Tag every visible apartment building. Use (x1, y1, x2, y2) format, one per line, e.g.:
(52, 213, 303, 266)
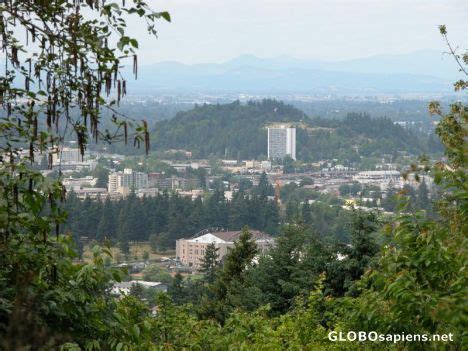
(267, 125, 296, 160)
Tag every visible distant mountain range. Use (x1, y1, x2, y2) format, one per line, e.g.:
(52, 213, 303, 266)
(123, 50, 461, 96)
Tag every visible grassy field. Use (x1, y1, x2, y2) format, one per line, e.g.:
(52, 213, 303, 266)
(81, 241, 175, 264)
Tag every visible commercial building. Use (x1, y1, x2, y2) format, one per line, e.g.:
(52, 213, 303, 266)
(267, 125, 296, 160)
(72, 187, 108, 200)
(108, 168, 148, 195)
(148, 174, 201, 191)
(62, 176, 98, 191)
(176, 229, 274, 269)
(52, 147, 81, 164)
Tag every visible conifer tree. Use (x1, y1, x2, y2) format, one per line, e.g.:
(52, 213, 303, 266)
(96, 197, 115, 242)
(200, 243, 220, 283)
(168, 273, 185, 304)
(199, 226, 258, 322)
(255, 172, 274, 198)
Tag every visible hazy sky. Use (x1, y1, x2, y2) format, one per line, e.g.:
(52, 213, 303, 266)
(127, 0, 467, 64)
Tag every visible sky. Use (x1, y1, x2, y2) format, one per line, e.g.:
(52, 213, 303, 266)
(125, 0, 467, 64)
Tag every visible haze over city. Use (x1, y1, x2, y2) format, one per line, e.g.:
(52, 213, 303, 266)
(127, 0, 467, 64)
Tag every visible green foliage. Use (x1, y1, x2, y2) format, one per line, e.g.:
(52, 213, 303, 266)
(93, 164, 110, 189)
(64, 185, 282, 248)
(198, 226, 258, 322)
(325, 210, 380, 297)
(347, 100, 467, 348)
(0, 0, 168, 348)
(282, 155, 296, 174)
(200, 242, 220, 284)
(129, 282, 145, 299)
(254, 171, 275, 198)
(142, 264, 173, 283)
(167, 273, 185, 305)
(244, 225, 327, 315)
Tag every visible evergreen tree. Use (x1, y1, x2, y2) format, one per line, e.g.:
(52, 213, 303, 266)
(204, 188, 228, 226)
(325, 210, 380, 297)
(93, 164, 110, 189)
(255, 172, 274, 198)
(149, 233, 159, 253)
(117, 205, 131, 256)
(168, 273, 185, 305)
(218, 226, 258, 288)
(282, 155, 295, 174)
(246, 225, 323, 314)
(96, 197, 115, 241)
(200, 243, 220, 283)
(199, 226, 258, 322)
(285, 201, 299, 223)
(228, 191, 249, 230)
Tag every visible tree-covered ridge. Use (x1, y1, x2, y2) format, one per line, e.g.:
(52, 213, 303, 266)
(151, 100, 441, 160)
(152, 99, 305, 159)
(300, 113, 437, 161)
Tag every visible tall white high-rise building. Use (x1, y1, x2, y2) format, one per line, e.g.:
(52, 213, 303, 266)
(267, 125, 296, 160)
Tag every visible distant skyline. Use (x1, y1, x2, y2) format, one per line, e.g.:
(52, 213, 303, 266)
(127, 0, 467, 64)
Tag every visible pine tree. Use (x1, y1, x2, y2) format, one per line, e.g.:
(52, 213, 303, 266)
(96, 197, 115, 242)
(326, 210, 379, 297)
(199, 226, 258, 322)
(282, 155, 295, 174)
(255, 172, 274, 198)
(168, 273, 185, 304)
(216, 228, 258, 298)
(228, 191, 249, 230)
(200, 243, 220, 283)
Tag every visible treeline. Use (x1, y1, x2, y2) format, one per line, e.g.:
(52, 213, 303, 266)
(63, 175, 281, 253)
(64, 173, 359, 253)
(148, 99, 441, 161)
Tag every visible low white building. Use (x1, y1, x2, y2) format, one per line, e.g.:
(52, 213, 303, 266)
(62, 176, 97, 191)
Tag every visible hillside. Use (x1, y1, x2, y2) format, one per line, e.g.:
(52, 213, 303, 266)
(151, 100, 439, 161)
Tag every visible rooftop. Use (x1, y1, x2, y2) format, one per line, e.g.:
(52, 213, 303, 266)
(187, 230, 272, 244)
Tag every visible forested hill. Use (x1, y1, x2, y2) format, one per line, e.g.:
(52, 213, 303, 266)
(151, 100, 440, 161)
(152, 100, 306, 160)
